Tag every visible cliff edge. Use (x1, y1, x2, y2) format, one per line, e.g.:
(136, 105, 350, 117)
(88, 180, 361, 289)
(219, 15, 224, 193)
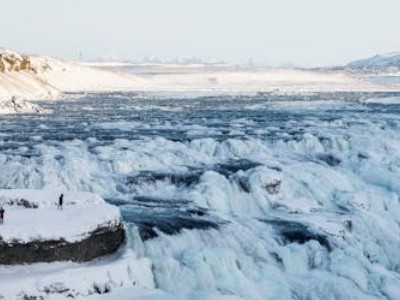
(0, 189, 125, 264)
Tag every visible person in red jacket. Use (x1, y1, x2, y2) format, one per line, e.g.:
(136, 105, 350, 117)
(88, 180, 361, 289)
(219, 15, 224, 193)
(0, 206, 4, 224)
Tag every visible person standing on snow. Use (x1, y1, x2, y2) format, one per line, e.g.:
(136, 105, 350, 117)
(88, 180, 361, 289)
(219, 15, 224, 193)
(0, 207, 4, 224)
(58, 194, 64, 210)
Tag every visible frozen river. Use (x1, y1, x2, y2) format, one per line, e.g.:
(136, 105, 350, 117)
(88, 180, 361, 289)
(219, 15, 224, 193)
(1, 92, 400, 299)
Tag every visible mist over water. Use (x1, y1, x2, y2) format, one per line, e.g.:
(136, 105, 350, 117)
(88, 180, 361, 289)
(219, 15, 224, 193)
(2, 92, 400, 299)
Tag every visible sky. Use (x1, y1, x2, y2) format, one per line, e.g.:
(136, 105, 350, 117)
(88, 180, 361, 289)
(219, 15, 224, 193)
(1, 0, 400, 67)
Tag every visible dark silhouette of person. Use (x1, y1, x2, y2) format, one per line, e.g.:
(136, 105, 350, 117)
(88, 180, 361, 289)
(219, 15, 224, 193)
(0, 207, 4, 224)
(58, 194, 64, 210)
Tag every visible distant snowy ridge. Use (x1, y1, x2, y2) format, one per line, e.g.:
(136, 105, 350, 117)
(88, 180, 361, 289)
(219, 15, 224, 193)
(347, 52, 400, 70)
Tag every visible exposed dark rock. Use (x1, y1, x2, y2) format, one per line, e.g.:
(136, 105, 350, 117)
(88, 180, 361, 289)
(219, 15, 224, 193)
(127, 210, 220, 241)
(132, 196, 191, 209)
(270, 252, 284, 268)
(358, 152, 369, 160)
(117, 171, 203, 193)
(0, 223, 124, 265)
(236, 177, 251, 193)
(138, 215, 219, 241)
(266, 165, 282, 172)
(128, 171, 203, 187)
(317, 153, 341, 166)
(117, 159, 263, 194)
(213, 159, 262, 177)
(92, 283, 111, 295)
(22, 296, 44, 300)
(265, 180, 281, 194)
(260, 219, 332, 251)
(43, 283, 70, 295)
(344, 219, 353, 232)
(121, 201, 221, 241)
(7, 198, 38, 208)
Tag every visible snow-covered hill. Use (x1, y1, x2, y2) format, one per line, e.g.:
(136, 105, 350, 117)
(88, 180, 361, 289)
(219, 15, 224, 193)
(347, 53, 400, 70)
(0, 48, 144, 113)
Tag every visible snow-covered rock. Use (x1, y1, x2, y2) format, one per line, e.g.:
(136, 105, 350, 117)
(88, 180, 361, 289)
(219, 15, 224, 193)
(0, 189, 122, 243)
(0, 249, 156, 299)
(0, 189, 124, 265)
(0, 189, 157, 299)
(0, 48, 35, 72)
(0, 96, 43, 114)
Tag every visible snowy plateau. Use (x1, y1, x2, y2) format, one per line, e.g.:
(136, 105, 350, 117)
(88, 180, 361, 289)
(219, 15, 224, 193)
(1, 48, 400, 299)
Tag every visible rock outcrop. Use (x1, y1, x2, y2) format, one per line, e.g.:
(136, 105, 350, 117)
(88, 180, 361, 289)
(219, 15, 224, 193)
(0, 48, 51, 74)
(0, 189, 126, 265)
(0, 223, 125, 265)
(0, 47, 144, 114)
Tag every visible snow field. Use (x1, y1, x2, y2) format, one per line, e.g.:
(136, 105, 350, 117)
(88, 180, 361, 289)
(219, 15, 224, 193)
(0, 189, 121, 243)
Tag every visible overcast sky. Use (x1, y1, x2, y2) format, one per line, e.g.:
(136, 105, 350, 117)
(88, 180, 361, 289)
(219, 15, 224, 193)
(2, 0, 399, 67)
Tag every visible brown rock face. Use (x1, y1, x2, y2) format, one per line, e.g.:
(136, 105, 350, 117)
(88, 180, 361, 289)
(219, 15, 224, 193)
(0, 223, 125, 265)
(0, 49, 50, 74)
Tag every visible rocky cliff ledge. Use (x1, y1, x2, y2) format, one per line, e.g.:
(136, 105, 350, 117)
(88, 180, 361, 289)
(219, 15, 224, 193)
(0, 223, 124, 265)
(0, 189, 125, 265)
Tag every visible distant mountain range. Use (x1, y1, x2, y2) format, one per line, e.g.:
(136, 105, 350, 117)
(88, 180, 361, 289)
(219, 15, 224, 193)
(347, 53, 400, 70)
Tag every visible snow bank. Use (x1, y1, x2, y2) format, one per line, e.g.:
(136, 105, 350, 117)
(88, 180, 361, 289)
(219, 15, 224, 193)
(0, 249, 155, 299)
(0, 189, 121, 243)
(0, 189, 155, 299)
(32, 55, 145, 93)
(0, 48, 144, 113)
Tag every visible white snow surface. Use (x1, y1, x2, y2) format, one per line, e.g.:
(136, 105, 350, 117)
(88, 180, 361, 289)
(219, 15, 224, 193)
(96, 62, 390, 94)
(0, 249, 156, 299)
(0, 47, 397, 115)
(0, 48, 145, 113)
(0, 189, 121, 243)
